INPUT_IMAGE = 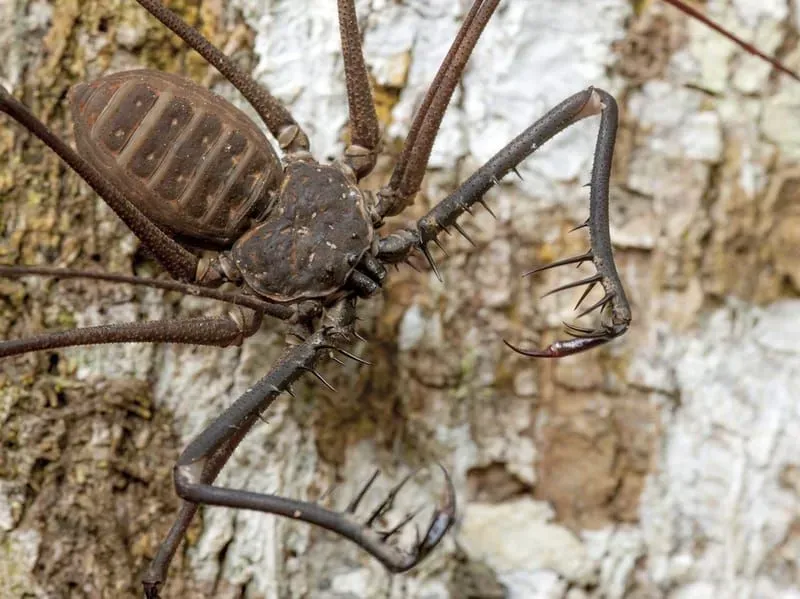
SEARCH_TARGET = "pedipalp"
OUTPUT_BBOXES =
[143,299,455,596]
[377,88,631,357]
[505,89,631,357]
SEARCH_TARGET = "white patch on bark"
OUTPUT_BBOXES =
[640,300,800,597]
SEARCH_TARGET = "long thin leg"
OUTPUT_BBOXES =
[0,87,199,283]
[143,502,199,599]
[134,0,310,152]
[378,88,631,356]
[662,0,800,82]
[0,312,262,358]
[376,0,500,218]
[338,0,381,179]
[377,0,800,219]
[0,264,296,320]
[144,431,246,599]
[142,299,455,597]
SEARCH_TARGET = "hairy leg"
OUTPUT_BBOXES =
[338,0,382,178]
[376,0,500,218]
[0,311,263,359]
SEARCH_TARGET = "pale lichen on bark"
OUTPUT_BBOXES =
[0,1,799,598]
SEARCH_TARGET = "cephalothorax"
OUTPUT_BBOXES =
[0,0,794,596]
[230,160,376,302]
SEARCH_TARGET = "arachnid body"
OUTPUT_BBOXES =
[2,1,800,597]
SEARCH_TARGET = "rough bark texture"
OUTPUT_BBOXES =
[1,1,799,598]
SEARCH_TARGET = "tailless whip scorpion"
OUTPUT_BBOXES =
[0,0,796,596]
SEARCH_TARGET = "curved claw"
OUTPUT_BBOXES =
[342,463,456,574]
[503,323,627,358]
[503,335,610,357]
[412,463,456,566]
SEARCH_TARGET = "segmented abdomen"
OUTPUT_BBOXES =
[69,70,282,248]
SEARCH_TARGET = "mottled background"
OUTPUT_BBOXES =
[0,0,799,598]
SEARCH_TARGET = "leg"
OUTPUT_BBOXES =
[134,0,309,153]
[0,311,263,359]
[0,264,302,320]
[663,0,800,82]
[378,89,631,357]
[143,299,455,597]
[338,0,381,179]
[376,0,500,218]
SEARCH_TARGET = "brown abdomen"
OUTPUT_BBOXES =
[69,70,282,248]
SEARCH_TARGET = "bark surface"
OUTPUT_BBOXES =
[1,1,799,598]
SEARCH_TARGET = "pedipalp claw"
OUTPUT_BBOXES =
[503,333,612,358]
[512,96,634,361]
[329,463,456,573]
[362,462,456,573]
[413,463,456,562]
[502,338,560,357]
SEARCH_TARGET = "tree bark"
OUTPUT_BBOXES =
[1,1,799,598]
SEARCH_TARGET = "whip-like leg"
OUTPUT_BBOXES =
[376,0,500,218]
[142,299,455,598]
[663,0,800,82]
[379,88,630,357]
[0,312,263,359]
[0,264,300,319]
